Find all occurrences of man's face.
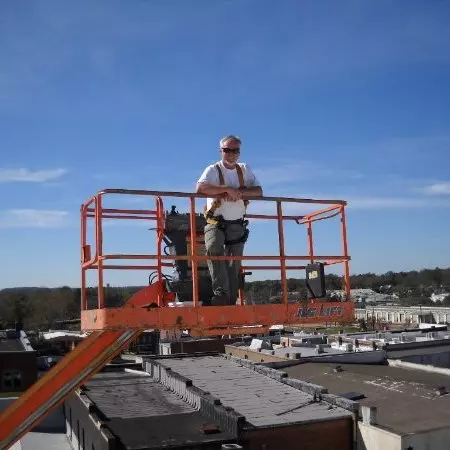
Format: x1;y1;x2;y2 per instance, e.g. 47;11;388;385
220;139;240;165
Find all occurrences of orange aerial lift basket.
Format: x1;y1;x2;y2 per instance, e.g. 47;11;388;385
0;189;354;450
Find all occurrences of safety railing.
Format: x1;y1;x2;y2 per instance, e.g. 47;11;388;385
81;189;351;315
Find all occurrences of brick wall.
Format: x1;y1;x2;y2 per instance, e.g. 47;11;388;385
64;393;114;450
163;338;243;354
0;352;37;393
241;418;353;450
224;345;288;363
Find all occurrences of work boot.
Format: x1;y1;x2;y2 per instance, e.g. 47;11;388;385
211;293;230;306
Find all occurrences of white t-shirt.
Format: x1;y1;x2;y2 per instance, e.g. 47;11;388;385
197;161;260;220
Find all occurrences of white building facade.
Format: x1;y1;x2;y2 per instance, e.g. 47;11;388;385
355;305;450;325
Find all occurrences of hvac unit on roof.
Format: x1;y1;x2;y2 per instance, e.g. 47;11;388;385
345;343;353;352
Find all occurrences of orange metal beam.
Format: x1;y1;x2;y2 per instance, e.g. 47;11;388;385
98;188;347;206
0;329;142;450
302;204;342;220
88;264;173;270
246;214;304;221
86;208;157;215
276;201;288;305
189;197;200;307
297;209;341;225
99;254;350;261
340;205;352;301
81;302;355;331
242;265;307;270
87;214;156;220
189;325;270;337
96;194;105;308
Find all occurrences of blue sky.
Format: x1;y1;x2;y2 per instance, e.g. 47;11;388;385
1;0;450;288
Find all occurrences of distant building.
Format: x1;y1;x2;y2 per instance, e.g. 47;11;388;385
41;330;87;354
330;288;396;304
431;292;449;303
355;305;450;326
0;328;37;393
126;329;160;354
158;335;247;355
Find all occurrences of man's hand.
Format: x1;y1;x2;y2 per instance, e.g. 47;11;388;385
224;187;242;202
196;183;244;201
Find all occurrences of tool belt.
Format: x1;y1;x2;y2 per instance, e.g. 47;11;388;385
206;215;249;245
201;163;251;245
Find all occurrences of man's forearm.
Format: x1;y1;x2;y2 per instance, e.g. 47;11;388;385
241;186;263;198
196;183;228;196
196;183;263;199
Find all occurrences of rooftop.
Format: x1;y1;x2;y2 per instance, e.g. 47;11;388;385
42;331;88;341
328;328;450;356
0;330;33;352
82;370;235;449
332;328;450;344
11;432;71;450
153;355;352;428
284;361;450;434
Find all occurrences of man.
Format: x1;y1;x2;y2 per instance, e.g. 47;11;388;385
196;135;263;305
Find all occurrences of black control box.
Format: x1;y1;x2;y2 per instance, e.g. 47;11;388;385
305;263;327;299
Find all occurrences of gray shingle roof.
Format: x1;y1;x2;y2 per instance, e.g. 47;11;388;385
154;355;351;427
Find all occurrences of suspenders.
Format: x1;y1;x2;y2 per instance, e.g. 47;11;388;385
203;163;249;221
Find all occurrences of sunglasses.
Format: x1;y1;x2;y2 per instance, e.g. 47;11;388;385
221;147;240;153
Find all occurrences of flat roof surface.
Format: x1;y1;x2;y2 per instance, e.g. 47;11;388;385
387;344;450;358
11;432;71;450
155;355;352;428
84;371;234;449
85;372;194;418
284;362;450;434
265;345;343;358
0;334;24;352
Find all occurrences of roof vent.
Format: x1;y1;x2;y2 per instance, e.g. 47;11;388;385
340;391;366;401
435;386;448;396
200;424;220;435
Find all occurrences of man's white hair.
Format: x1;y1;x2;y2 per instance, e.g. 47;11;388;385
219;135;241;148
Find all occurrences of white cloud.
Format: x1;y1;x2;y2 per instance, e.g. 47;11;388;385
422;183;450;196
253;160;363;187
370;136;450;159
247;194;450;218
347;196;446;209
0;168;67;183
0;209;69;228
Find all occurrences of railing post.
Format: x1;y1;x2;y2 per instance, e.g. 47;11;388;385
96;194;105;309
238;267;245;306
81;204;87;311
307;221;314;264
276;201;288;305
189;196;199;307
156;197;164;306
340;205;351;301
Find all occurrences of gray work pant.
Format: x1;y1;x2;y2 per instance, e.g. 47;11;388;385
204;222;245;305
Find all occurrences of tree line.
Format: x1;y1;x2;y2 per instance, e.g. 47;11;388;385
0;267;449;330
